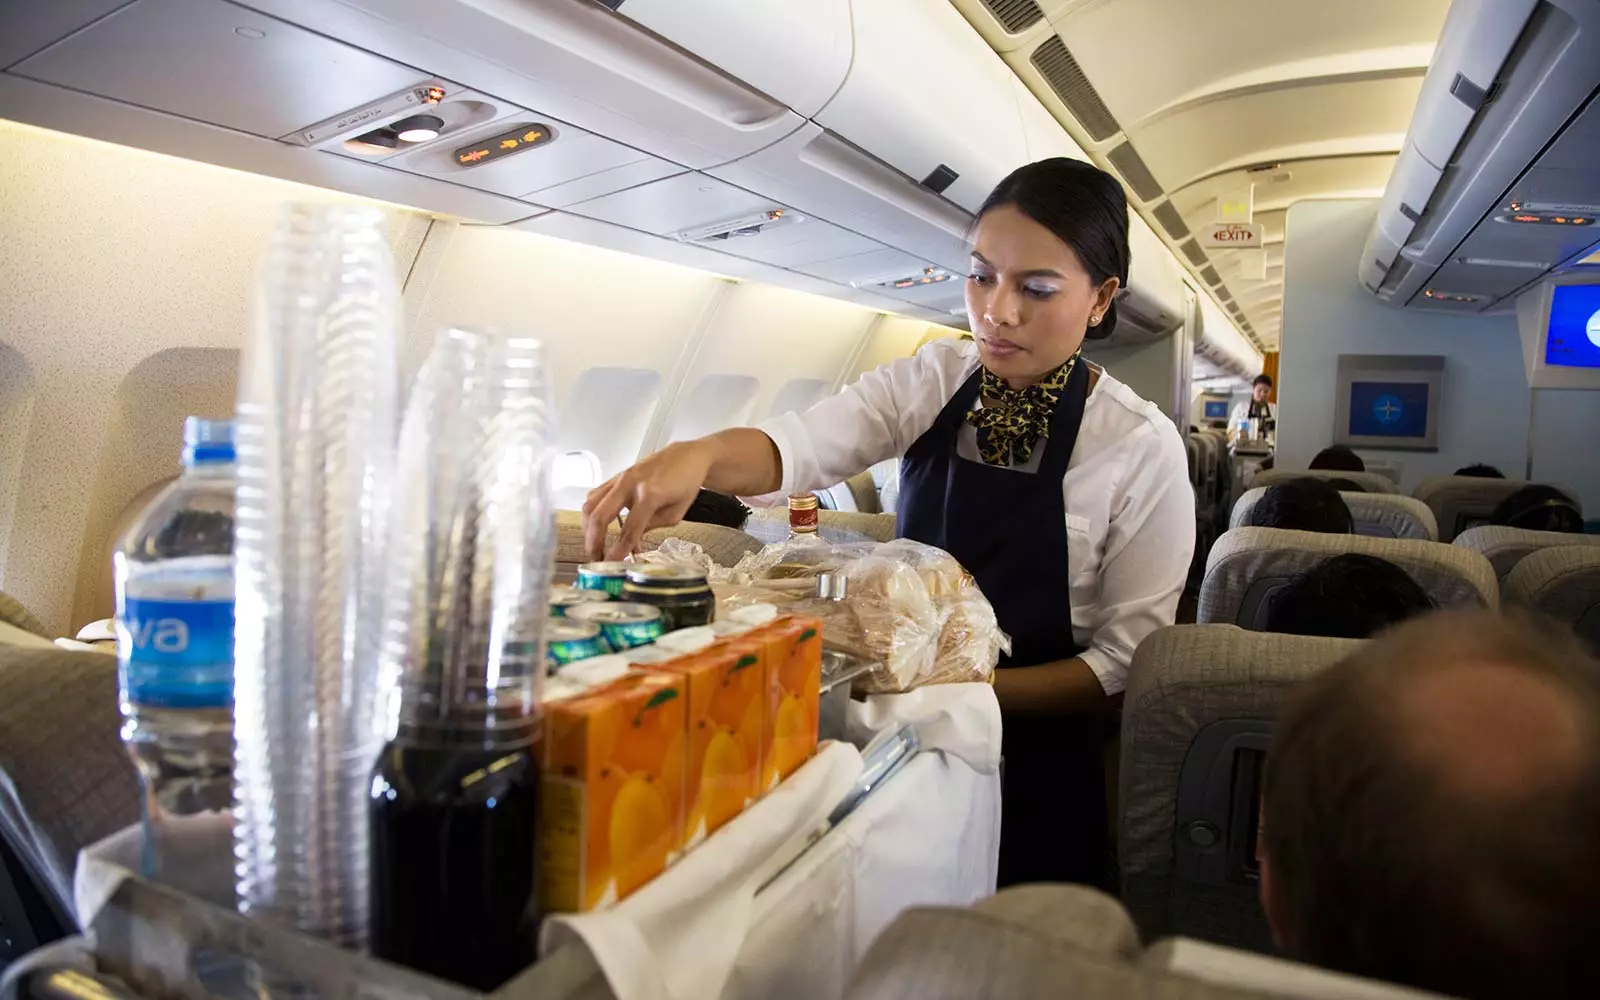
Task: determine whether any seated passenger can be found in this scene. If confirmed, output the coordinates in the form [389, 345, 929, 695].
[1259, 554, 1434, 639]
[1490, 484, 1583, 534]
[1455, 463, 1506, 479]
[1260, 610, 1600, 1000]
[1308, 445, 1365, 473]
[682, 488, 752, 530]
[1249, 479, 1354, 535]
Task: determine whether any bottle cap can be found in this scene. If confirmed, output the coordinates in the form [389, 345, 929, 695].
[183, 417, 236, 466]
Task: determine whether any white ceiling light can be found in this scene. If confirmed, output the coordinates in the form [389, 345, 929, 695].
[392, 114, 444, 143]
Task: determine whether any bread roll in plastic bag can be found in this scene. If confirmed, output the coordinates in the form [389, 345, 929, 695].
[716, 536, 1008, 693]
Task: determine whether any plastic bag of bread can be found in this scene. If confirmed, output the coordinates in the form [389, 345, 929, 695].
[716, 537, 1007, 692]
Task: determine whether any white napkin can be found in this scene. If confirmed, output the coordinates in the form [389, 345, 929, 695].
[74, 811, 234, 928]
[845, 682, 1003, 773]
[541, 740, 864, 1000]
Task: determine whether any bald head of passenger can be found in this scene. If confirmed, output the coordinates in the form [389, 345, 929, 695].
[1260, 610, 1600, 1000]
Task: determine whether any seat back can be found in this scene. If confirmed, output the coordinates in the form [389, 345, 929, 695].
[846, 884, 1455, 1000]
[1252, 469, 1398, 495]
[555, 511, 764, 570]
[1504, 547, 1600, 653]
[869, 459, 900, 514]
[744, 508, 897, 544]
[1119, 625, 1360, 951]
[0, 646, 140, 969]
[1199, 528, 1496, 629]
[1451, 525, 1600, 583]
[1230, 488, 1438, 541]
[1412, 476, 1581, 542]
[0, 595, 47, 640]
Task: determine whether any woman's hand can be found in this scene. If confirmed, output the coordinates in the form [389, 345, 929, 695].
[582, 440, 717, 561]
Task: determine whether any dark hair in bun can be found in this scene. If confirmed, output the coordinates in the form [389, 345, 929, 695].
[977, 158, 1130, 341]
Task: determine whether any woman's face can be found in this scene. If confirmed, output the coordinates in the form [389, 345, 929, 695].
[966, 203, 1120, 388]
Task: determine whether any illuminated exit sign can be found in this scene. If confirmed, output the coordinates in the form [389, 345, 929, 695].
[454, 123, 554, 168]
[1200, 222, 1264, 249]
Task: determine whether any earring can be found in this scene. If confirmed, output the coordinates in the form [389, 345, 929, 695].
[1089, 314, 1101, 326]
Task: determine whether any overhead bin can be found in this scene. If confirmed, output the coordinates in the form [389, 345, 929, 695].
[1108, 215, 1187, 343]
[231, 0, 822, 170]
[1362, 0, 1600, 308]
[1195, 293, 1262, 378]
[811, 0, 1031, 215]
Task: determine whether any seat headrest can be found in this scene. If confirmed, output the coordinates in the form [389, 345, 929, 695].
[0, 591, 49, 638]
[1252, 469, 1398, 495]
[847, 884, 1453, 1000]
[1452, 525, 1600, 582]
[1504, 546, 1600, 652]
[1231, 487, 1438, 541]
[1120, 625, 1361, 944]
[1412, 477, 1580, 541]
[1199, 528, 1496, 629]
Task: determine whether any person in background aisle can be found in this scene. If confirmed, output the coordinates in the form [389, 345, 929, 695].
[1455, 463, 1505, 479]
[582, 157, 1196, 890]
[1260, 610, 1600, 1000]
[1249, 479, 1354, 535]
[1491, 484, 1584, 534]
[1308, 445, 1365, 473]
[1230, 374, 1275, 434]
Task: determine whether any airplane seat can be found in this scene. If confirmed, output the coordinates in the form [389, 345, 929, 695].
[869, 459, 900, 514]
[1452, 525, 1600, 583]
[742, 508, 899, 545]
[845, 882, 1454, 1000]
[1198, 528, 1496, 629]
[1251, 469, 1398, 495]
[0, 594, 48, 640]
[0, 645, 140, 970]
[843, 471, 883, 514]
[1503, 547, 1600, 654]
[1119, 625, 1360, 953]
[1230, 488, 1438, 541]
[1412, 476, 1581, 543]
[554, 511, 764, 570]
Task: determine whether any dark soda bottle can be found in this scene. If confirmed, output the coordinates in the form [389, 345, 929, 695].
[369, 730, 540, 991]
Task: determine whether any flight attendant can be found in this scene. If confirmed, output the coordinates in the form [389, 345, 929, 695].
[583, 158, 1196, 888]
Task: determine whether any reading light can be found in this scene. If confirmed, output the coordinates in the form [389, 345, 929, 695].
[393, 114, 444, 143]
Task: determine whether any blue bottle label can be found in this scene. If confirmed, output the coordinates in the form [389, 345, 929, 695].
[120, 598, 234, 709]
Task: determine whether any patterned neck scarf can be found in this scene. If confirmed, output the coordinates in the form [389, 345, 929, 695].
[965, 353, 1080, 466]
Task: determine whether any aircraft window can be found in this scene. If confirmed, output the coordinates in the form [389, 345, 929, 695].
[767, 378, 831, 418]
[668, 374, 761, 443]
[554, 367, 662, 509]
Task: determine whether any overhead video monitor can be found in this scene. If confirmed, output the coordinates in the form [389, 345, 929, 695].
[1332, 355, 1444, 452]
[1203, 398, 1230, 420]
[1518, 274, 1600, 389]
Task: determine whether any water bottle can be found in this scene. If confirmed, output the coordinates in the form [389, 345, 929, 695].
[114, 417, 236, 878]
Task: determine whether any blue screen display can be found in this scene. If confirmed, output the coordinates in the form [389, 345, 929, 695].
[1203, 400, 1229, 419]
[1348, 380, 1430, 438]
[1545, 284, 1600, 369]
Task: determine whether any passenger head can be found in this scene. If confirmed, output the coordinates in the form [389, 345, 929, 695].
[682, 489, 751, 530]
[1260, 610, 1600, 1000]
[1456, 463, 1506, 479]
[1252, 374, 1272, 402]
[1308, 446, 1365, 473]
[1259, 554, 1434, 639]
[1491, 484, 1583, 534]
[968, 159, 1127, 387]
[1250, 479, 1354, 535]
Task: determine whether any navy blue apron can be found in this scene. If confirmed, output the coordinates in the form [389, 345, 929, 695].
[896, 359, 1109, 889]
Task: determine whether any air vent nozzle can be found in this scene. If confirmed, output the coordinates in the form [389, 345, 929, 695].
[981, 0, 1045, 33]
[1030, 36, 1119, 143]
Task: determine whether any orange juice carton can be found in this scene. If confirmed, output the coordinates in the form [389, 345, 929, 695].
[539, 670, 687, 913]
[750, 615, 824, 789]
[650, 642, 767, 845]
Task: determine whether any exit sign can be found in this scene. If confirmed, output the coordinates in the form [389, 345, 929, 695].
[1200, 222, 1264, 249]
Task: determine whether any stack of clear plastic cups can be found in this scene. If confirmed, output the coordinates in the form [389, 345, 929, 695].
[368, 328, 555, 990]
[233, 203, 399, 956]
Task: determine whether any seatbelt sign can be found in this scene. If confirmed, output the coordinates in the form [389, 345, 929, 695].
[1200, 222, 1264, 249]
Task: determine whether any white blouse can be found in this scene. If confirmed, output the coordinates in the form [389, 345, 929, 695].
[758, 338, 1196, 696]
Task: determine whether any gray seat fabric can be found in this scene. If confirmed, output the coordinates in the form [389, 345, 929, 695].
[1503, 546, 1600, 653]
[1412, 476, 1581, 542]
[1452, 525, 1600, 583]
[1120, 625, 1360, 951]
[554, 511, 764, 568]
[0, 646, 140, 919]
[744, 508, 897, 544]
[1199, 528, 1496, 629]
[1252, 469, 1397, 495]
[846, 883, 1452, 1000]
[1230, 488, 1438, 541]
[0, 595, 48, 639]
